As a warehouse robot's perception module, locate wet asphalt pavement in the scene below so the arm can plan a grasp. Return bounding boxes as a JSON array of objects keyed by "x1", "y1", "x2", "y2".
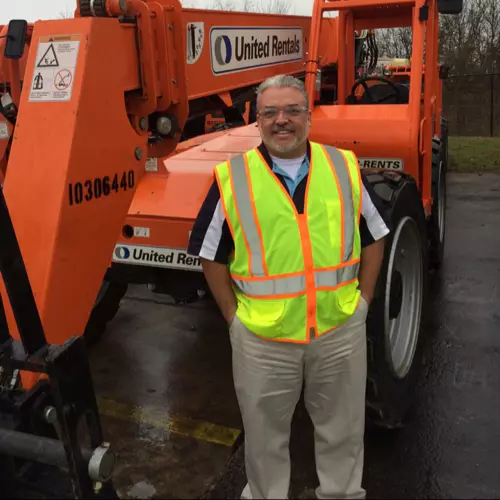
[
  {"x1": 89, "y1": 172, "x2": 500, "y2": 499},
  {"x1": 362, "y1": 172, "x2": 500, "y2": 499}
]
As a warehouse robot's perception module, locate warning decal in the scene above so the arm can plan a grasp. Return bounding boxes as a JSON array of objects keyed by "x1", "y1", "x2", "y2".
[
  {"x1": 54, "y1": 69, "x2": 73, "y2": 90},
  {"x1": 37, "y1": 44, "x2": 59, "y2": 67},
  {"x1": 29, "y1": 35, "x2": 81, "y2": 102}
]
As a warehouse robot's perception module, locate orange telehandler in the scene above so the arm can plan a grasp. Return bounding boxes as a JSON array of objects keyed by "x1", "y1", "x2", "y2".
[
  {"x1": 87, "y1": 22, "x2": 379, "y2": 342},
  {"x1": 0, "y1": 6, "x2": 379, "y2": 340},
  {"x1": 0, "y1": 7, "x2": 346, "y2": 344},
  {"x1": 0, "y1": 0, "x2": 460, "y2": 496},
  {"x1": 105, "y1": 0, "x2": 454, "y2": 431}
]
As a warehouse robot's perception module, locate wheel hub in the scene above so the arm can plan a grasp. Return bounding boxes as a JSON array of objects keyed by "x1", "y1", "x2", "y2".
[{"x1": 389, "y1": 270, "x2": 403, "y2": 319}]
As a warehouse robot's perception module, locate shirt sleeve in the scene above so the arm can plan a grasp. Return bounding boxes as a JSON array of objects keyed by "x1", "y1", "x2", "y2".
[
  {"x1": 359, "y1": 174, "x2": 391, "y2": 247},
  {"x1": 187, "y1": 179, "x2": 234, "y2": 264}
]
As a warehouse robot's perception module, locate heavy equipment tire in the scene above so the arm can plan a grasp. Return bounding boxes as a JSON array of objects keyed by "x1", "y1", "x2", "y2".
[
  {"x1": 428, "y1": 135, "x2": 447, "y2": 269},
  {"x1": 83, "y1": 281, "x2": 128, "y2": 345},
  {"x1": 441, "y1": 116, "x2": 449, "y2": 168},
  {"x1": 363, "y1": 171, "x2": 428, "y2": 429}
]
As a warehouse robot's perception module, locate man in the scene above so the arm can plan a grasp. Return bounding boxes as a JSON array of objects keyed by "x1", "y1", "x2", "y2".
[{"x1": 188, "y1": 75, "x2": 390, "y2": 499}]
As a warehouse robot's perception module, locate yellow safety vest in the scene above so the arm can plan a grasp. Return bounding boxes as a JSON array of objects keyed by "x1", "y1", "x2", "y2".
[{"x1": 214, "y1": 141, "x2": 363, "y2": 343}]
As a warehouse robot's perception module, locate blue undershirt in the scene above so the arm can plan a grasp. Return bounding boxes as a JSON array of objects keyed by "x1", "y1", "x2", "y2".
[{"x1": 270, "y1": 155, "x2": 310, "y2": 198}]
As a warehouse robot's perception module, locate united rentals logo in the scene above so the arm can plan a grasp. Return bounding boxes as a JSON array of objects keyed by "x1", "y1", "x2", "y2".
[
  {"x1": 112, "y1": 244, "x2": 202, "y2": 271},
  {"x1": 114, "y1": 246, "x2": 130, "y2": 259},
  {"x1": 358, "y1": 158, "x2": 404, "y2": 170},
  {"x1": 210, "y1": 27, "x2": 303, "y2": 75},
  {"x1": 187, "y1": 22, "x2": 205, "y2": 65},
  {"x1": 213, "y1": 34, "x2": 232, "y2": 66}
]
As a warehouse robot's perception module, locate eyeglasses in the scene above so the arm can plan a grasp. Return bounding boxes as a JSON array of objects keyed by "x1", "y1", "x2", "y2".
[{"x1": 258, "y1": 105, "x2": 308, "y2": 120}]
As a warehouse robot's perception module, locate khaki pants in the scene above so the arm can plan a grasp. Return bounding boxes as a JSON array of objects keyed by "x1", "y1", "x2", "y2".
[{"x1": 229, "y1": 297, "x2": 368, "y2": 499}]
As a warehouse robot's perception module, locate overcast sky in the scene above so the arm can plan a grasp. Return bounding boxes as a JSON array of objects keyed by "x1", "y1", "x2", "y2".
[{"x1": 0, "y1": 0, "x2": 315, "y2": 24}]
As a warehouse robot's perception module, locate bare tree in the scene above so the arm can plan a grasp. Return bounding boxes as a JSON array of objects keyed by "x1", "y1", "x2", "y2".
[
  {"x1": 58, "y1": 7, "x2": 74, "y2": 19},
  {"x1": 439, "y1": 0, "x2": 487, "y2": 74},
  {"x1": 482, "y1": 0, "x2": 500, "y2": 72},
  {"x1": 374, "y1": 0, "x2": 500, "y2": 75},
  {"x1": 206, "y1": 0, "x2": 236, "y2": 9},
  {"x1": 243, "y1": 0, "x2": 293, "y2": 14},
  {"x1": 375, "y1": 27, "x2": 412, "y2": 59},
  {"x1": 186, "y1": 0, "x2": 293, "y2": 14}
]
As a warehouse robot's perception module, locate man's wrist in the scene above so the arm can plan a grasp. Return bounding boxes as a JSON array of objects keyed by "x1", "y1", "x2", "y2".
[
  {"x1": 360, "y1": 289, "x2": 373, "y2": 305},
  {"x1": 225, "y1": 305, "x2": 237, "y2": 324}
]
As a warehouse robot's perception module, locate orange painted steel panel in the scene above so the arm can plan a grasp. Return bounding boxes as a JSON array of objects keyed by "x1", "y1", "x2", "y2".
[
  {"x1": 182, "y1": 10, "x2": 337, "y2": 100},
  {"x1": 116, "y1": 124, "x2": 262, "y2": 251},
  {"x1": 127, "y1": 126, "x2": 261, "y2": 221},
  {"x1": 308, "y1": 104, "x2": 417, "y2": 179},
  {"x1": 119, "y1": 216, "x2": 201, "y2": 251},
  {"x1": 1, "y1": 17, "x2": 146, "y2": 348}
]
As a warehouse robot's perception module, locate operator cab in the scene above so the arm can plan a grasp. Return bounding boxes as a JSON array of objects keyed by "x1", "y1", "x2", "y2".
[
  {"x1": 346, "y1": 76, "x2": 410, "y2": 105},
  {"x1": 307, "y1": 0, "x2": 463, "y2": 180},
  {"x1": 313, "y1": 0, "x2": 461, "y2": 108}
]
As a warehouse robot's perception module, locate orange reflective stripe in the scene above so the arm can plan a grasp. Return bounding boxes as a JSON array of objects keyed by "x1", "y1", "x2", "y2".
[
  {"x1": 214, "y1": 164, "x2": 236, "y2": 240},
  {"x1": 239, "y1": 291, "x2": 305, "y2": 300},
  {"x1": 315, "y1": 277, "x2": 359, "y2": 292},
  {"x1": 297, "y1": 215, "x2": 316, "y2": 340},
  {"x1": 231, "y1": 269, "x2": 306, "y2": 281},
  {"x1": 243, "y1": 153, "x2": 268, "y2": 276},
  {"x1": 313, "y1": 257, "x2": 361, "y2": 272},
  {"x1": 303, "y1": 147, "x2": 316, "y2": 338},
  {"x1": 352, "y1": 152, "x2": 363, "y2": 226},
  {"x1": 319, "y1": 144, "x2": 345, "y2": 263},
  {"x1": 340, "y1": 149, "x2": 362, "y2": 260},
  {"x1": 321, "y1": 145, "x2": 358, "y2": 262},
  {"x1": 305, "y1": 143, "x2": 314, "y2": 212},
  {"x1": 227, "y1": 155, "x2": 262, "y2": 276}
]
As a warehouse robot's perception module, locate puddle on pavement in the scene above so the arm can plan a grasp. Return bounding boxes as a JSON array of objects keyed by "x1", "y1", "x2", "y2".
[{"x1": 127, "y1": 481, "x2": 157, "y2": 499}]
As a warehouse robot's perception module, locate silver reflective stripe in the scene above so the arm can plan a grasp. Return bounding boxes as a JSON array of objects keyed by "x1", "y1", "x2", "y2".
[
  {"x1": 322, "y1": 146, "x2": 355, "y2": 262},
  {"x1": 314, "y1": 262, "x2": 360, "y2": 288},
  {"x1": 233, "y1": 262, "x2": 359, "y2": 297},
  {"x1": 229, "y1": 155, "x2": 265, "y2": 276},
  {"x1": 233, "y1": 274, "x2": 306, "y2": 297}
]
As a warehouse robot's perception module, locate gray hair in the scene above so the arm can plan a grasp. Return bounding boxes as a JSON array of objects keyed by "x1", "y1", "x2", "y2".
[{"x1": 256, "y1": 75, "x2": 309, "y2": 108}]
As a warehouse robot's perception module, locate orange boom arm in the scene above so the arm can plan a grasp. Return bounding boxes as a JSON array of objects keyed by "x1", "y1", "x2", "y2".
[{"x1": 1, "y1": 0, "x2": 188, "y2": 358}]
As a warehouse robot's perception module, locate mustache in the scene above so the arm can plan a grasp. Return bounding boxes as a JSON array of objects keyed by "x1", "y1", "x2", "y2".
[{"x1": 272, "y1": 126, "x2": 294, "y2": 132}]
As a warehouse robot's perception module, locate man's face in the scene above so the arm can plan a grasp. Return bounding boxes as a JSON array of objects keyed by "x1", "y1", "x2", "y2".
[{"x1": 256, "y1": 86, "x2": 311, "y2": 158}]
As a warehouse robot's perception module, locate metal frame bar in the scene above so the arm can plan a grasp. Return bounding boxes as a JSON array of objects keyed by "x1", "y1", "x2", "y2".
[
  {"x1": 0, "y1": 186, "x2": 47, "y2": 356},
  {"x1": 0, "y1": 182, "x2": 117, "y2": 498}
]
